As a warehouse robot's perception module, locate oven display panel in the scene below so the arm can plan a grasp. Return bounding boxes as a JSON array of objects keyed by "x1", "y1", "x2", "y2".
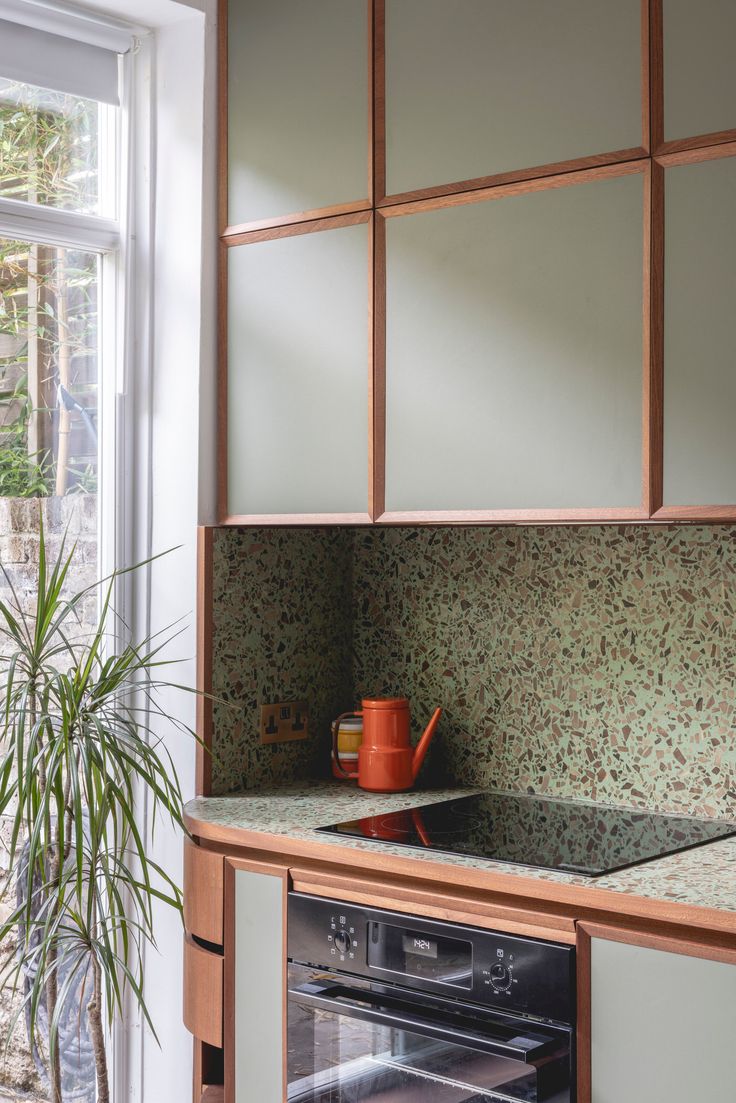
[{"x1": 368, "y1": 921, "x2": 473, "y2": 988}]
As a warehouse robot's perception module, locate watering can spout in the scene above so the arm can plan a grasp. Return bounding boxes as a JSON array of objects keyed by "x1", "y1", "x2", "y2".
[{"x1": 412, "y1": 707, "x2": 443, "y2": 780}]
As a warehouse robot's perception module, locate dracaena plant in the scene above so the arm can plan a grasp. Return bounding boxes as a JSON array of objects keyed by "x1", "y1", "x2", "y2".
[{"x1": 0, "y1": 524, "x2": 195, "y2": 1103}]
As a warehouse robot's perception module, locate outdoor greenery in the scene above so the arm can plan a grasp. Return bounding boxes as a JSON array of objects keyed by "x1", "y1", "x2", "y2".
[
  {"x1": 0, "y1": 81, "x2": 100, "y2": 500},
  {"x1": 0, "y1": 529, "x2": 194, "y2": 1103}
]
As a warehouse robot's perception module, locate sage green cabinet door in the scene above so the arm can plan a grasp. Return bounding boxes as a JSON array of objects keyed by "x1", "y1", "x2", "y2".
[
  {"x1": 228, "y1": 0, "x2": 369, "y2": 226},
  {"x1": 233, "y1": 867, "x2": 284, "y2": 1103},
  {"x1": 663, "y1": 155, "x2": 736, "y2": 506},
  {"x1": 664, "y1": 0, "x2": 736, "y2": 142},
  {"x1": 227, "y1": 222, "x2": 369, "y2": 517},
  {"x1": 590, "y1": 937, "x2": 736, "y2": 1103},
  {"x1": 384, "y1": 173, "x2": 644, "y2": 513},
  {"x1": 384, "y1": 0, "x2": 642, "y2": 197}
]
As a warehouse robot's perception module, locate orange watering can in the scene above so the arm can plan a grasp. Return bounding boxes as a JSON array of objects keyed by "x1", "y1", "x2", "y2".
[{"x1": 332, "y1": 697, "x2": 442, "y2": 793}]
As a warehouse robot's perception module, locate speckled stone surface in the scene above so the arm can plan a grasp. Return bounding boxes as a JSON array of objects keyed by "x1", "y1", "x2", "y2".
[
  {"x1": 210, "y1": 528, "x2": 352, "y2": 794},
  {"x1": 351, "y1": 526, "x2": 736, "y2": 819},
  {"x1": 185, "y1": 781, "x2": 736, "y2": 915},
  {"x1": 210, "y1": 525, "x2": 736, "y2": 820}
]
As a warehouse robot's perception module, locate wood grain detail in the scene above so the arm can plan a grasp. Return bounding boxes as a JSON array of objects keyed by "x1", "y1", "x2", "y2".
[
  {"x1": 184, "y1": 836, "x2": 225, "y2": 945},
  {"x1": 657, "y1": 128, "x2": 736, "y2": 158},
  {"x1": 183, "y1": 933, "x2": 224, "y2": 1049},
  {"x1": 219, "y1": 512, "x2": 372, "y2": 527},
  {"x1": 655, "y1": 140, "x2": 736, "y2": 168},
  {"x1": 376, "y1": 508, "x2": 650, "y2": 525},
  {"x1": 196, "y1": 527, "x2": 214, "y2": 796},
  {"x1": 380, "y1": 159, "x2": 649, "y2": 219},
  {"x1": 379, "y1": 148, "x2": 650, "y2": 210},
  {"x1": 370, "y1": 211, "x2": 386, "y2": 519},
  {"x1": 222, "y1": 200, "x2": 372, "y2": 240},
  {"x1": 223, "y1": 209, "x2": 372, "y2": 249},
  {"x1": 649, "y1": 0, "x2": 663, "y2": 152},
  {"x1": 217, "y1": 0, "x2": 228, "y2": 238},
  {"x1": 373, "y1": 0, "x2": 386, "y2": 204},
  {"x1": 643, "y1": 160, "x2": 664, "y2": 515}
]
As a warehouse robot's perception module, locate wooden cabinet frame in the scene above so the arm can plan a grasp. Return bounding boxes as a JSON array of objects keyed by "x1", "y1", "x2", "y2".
[
  {"x1": 576, "y1": 921, "x2": 736, "y2": 1103},
  {"x1": 217, "y1": 0, "x2": 736, "y2": 525}
]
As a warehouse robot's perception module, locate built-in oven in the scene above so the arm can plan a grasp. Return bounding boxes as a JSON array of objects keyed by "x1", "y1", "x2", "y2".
[{"x1": 287, "y1": 893, "x2": 575, "y2": 1103}]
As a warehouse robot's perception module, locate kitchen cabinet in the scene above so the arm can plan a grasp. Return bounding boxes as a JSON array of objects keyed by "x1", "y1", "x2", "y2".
[
  {"x1": 384, "y1": 0, "x2": 643, "y2": 200},
  {"x1": 383, "y1": 169, "x2": 644, "y2": 514},
  {"x1": 219, "y1": 0, "x2": 736, "y2": 524},
  {"x1": 226, "y1": 0, "x2": 369, "y2": 230},
  {"x1": 225, "y1": 859, "x2": 288, "y2": 1103},
  {"x1": 579, "y1": 925, "x2": 736, "y2": 1103},
  {"x1": 662, "y1": 152, "x2": 736, "y2": 510},
  {"x1": 226, "y1": 216, "x2": 371, "y2": 521},
  {"x1": 662, "y1": 0, "x2": 736, "y2": 147}
]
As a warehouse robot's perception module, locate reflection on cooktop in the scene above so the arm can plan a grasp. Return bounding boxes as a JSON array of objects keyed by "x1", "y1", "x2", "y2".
[{"x1": 316, "y1": 791, "x2": 736, "y2": 876}]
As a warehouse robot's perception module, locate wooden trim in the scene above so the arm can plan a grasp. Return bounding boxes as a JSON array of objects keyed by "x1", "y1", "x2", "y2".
[
  {"x1": 185, "y1": 814, "x2": 736, "y2": 940},
  {"x1": 217, "y1": 240, "x2": 228, "y2": 523},
  {"x1": 576, "y1": 924, "x2": 592, "y2": 1103},
  {"x1": 649, "y1": 0, "x2": 663, "y2": 151},
  {"x1": 640, "y1": 0, "x2": 651, "y2": 151},
  {"x1": 643, "y1": 160, "x2": 664, "y2": 516},
  {"x1": 196, "y1": 527, "x2": 215, "y2": 796},
  {"x1": 370, "y1": 212, "x2": 386, "y2": 519},
  {"x1": 655, "y1": 140, "x2": 736, "y2": 169},
  {"x1": 657, "y1": 128, "x2": 736, "y2": 158},
  {"x1": 379, "y1": 158, "x2": 648, "y2": 219},
  {"x1": 291, "y1": 869, "x2": 575, "y2": 943},
  {"x1": 654, "y1": 505, "x2": 736, "y2": 522},
  {"x1": 379, "y1": 149, "x2": 649, "y2": 210},
  {"x1": 222, "y1": 209, "x2": 372, "y2": 248},
  {"x1": 223, "y1": 857, "x2": 291, "y2": 1103},
  {"x1": 183, "y1": 933, "x2": 224, "y2": 1049},
  {"x1": 201, "y1": 1088, "x2": 224, "y2": 1103},
  {"x1": 376, "y1": 508, "x2": 650, "y2": 525},
  {"x1": 219, "y1": 512, "x2": 372, "y2": 527},
  {"x1": 367, "y1": 0, "x2": 376, "y2": 205},
  {"x1": 193, "y1": 1038, "x2": 204, "y2": 1103},
  {"x1": 217, "y1": 0, "x2": 228, "y2": 238},
  {"x1": 576, "y1": 920, "x2": 736, "y2": 1103},
  {"x1": 184, "y1": 836, "x2": 225, "y2": 944},
  {"x1": 373, "y1": 0, "x2": 386, "y2": 204},
  {"x1": 221, "y1": 200, "x2": 372, "y2": 241}
]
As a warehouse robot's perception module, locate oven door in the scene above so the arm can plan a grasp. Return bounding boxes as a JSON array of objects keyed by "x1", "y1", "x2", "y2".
[{"x1": 288, "y1": 965, "x2": 572, "y2": 1103}]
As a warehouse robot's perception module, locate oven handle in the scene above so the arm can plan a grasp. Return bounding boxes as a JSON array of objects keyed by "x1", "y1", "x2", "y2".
[{"x1": 289, "y1": 981, "x2": 562, "y2": 1063}]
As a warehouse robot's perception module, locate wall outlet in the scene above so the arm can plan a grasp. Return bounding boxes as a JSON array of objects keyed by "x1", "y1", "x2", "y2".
[{"x1": 260, "y1": 701, "x2": 309, "y2": 744}]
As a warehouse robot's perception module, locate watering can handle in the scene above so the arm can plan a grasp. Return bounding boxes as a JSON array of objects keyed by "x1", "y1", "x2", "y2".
[{"x1": 332, "y1": 711, "x2": 362, "y2": 779}]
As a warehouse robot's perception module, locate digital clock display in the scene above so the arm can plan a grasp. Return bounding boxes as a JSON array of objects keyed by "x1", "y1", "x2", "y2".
[
  {"x1": 401, "y1": 933, "x2": 438, "y2": 958},
  {"x1": 368, "y1": 922, "x2": 472, "y2": 987}
]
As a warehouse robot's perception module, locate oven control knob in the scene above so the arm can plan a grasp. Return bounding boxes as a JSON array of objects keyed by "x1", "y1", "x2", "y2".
[
  {"x1": 334, "y1": 931, "x2": 351, "y2": 954},
  {"x1": 490, "y1": 963, "x2": 512, "y2": 991}
]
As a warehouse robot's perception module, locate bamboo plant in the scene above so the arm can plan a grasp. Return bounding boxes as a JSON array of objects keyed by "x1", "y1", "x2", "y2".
[{"x1": 0, "y1": 526, "x2": 195, "y2": 1102}]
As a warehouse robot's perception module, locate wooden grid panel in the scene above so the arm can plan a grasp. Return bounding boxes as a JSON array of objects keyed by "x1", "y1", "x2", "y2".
[{"x1": 217, "y1": 0, "x2": 736, "y2": 525}]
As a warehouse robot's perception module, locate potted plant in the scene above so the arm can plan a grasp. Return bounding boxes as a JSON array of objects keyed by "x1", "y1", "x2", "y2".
[{"x1": 0, "y1": 525, "x2": 195, "y2": 1103}]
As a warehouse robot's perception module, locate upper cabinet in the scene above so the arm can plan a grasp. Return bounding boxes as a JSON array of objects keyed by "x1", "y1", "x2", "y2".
[
  {"x1": 663, "y1": 0, "x2": 736, "y2": 146},
  {"x1": 383, "y1": 171, "x2": 644, "y2": 514},
  {"x1": 219, "y1": 0, "x2": 736, "y2": 524},
  {"x1": 384, "y1": 0, "x2": 644, "y2": 200},
  {"x1": 226, "y1": 0, "x2": 370, "y2": 230}
]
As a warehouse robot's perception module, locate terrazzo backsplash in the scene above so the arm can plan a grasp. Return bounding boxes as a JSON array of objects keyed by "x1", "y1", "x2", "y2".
[{"x1": 209, "y1": 525, "x2": 736, "y2": 820}]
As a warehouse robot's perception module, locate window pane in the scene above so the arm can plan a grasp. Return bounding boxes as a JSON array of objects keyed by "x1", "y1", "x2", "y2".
[
  {"x1": 0, "y1": 236, "x2": 100, "y2": 504},
  {"x1": 0, "y1": 79, "x2": 110, "y2": 215}
]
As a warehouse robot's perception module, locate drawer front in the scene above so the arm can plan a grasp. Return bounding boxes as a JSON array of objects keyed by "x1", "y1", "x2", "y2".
[
  {"x1": 183, "y1": 933, "x2": 223, "y2": 1048},
  {"x1": 184, "y1": 837, "x2": 224, "y2": 945}
]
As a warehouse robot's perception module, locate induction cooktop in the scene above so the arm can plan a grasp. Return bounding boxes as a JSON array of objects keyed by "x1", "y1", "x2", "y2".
[{"x1": 316, "y1": 791, "x2": 736, "y2": 876}]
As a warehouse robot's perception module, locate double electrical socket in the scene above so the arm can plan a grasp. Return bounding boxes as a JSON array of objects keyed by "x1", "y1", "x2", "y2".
[{"x1": 260, "y1": 701, "x2": 309, "y2": 744}]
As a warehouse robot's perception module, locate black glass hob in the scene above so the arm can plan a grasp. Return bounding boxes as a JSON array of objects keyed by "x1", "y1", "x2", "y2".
[{"x1": 316, "y1": 791, "x2": 736, "y2": 876}]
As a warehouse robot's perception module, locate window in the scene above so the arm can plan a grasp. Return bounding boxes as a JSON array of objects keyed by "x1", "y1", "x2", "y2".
[
  {"x1": 0, "y1": 8, "x2": 131, "y2": 580},
  {"x1": 0, "y1": 7, "x2": 133, "y2": 1098}
]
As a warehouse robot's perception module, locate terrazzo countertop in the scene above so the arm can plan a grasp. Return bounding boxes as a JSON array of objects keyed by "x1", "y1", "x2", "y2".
[{"x1": 184, "y1": 781, "x2": 736, "y2": 932}]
